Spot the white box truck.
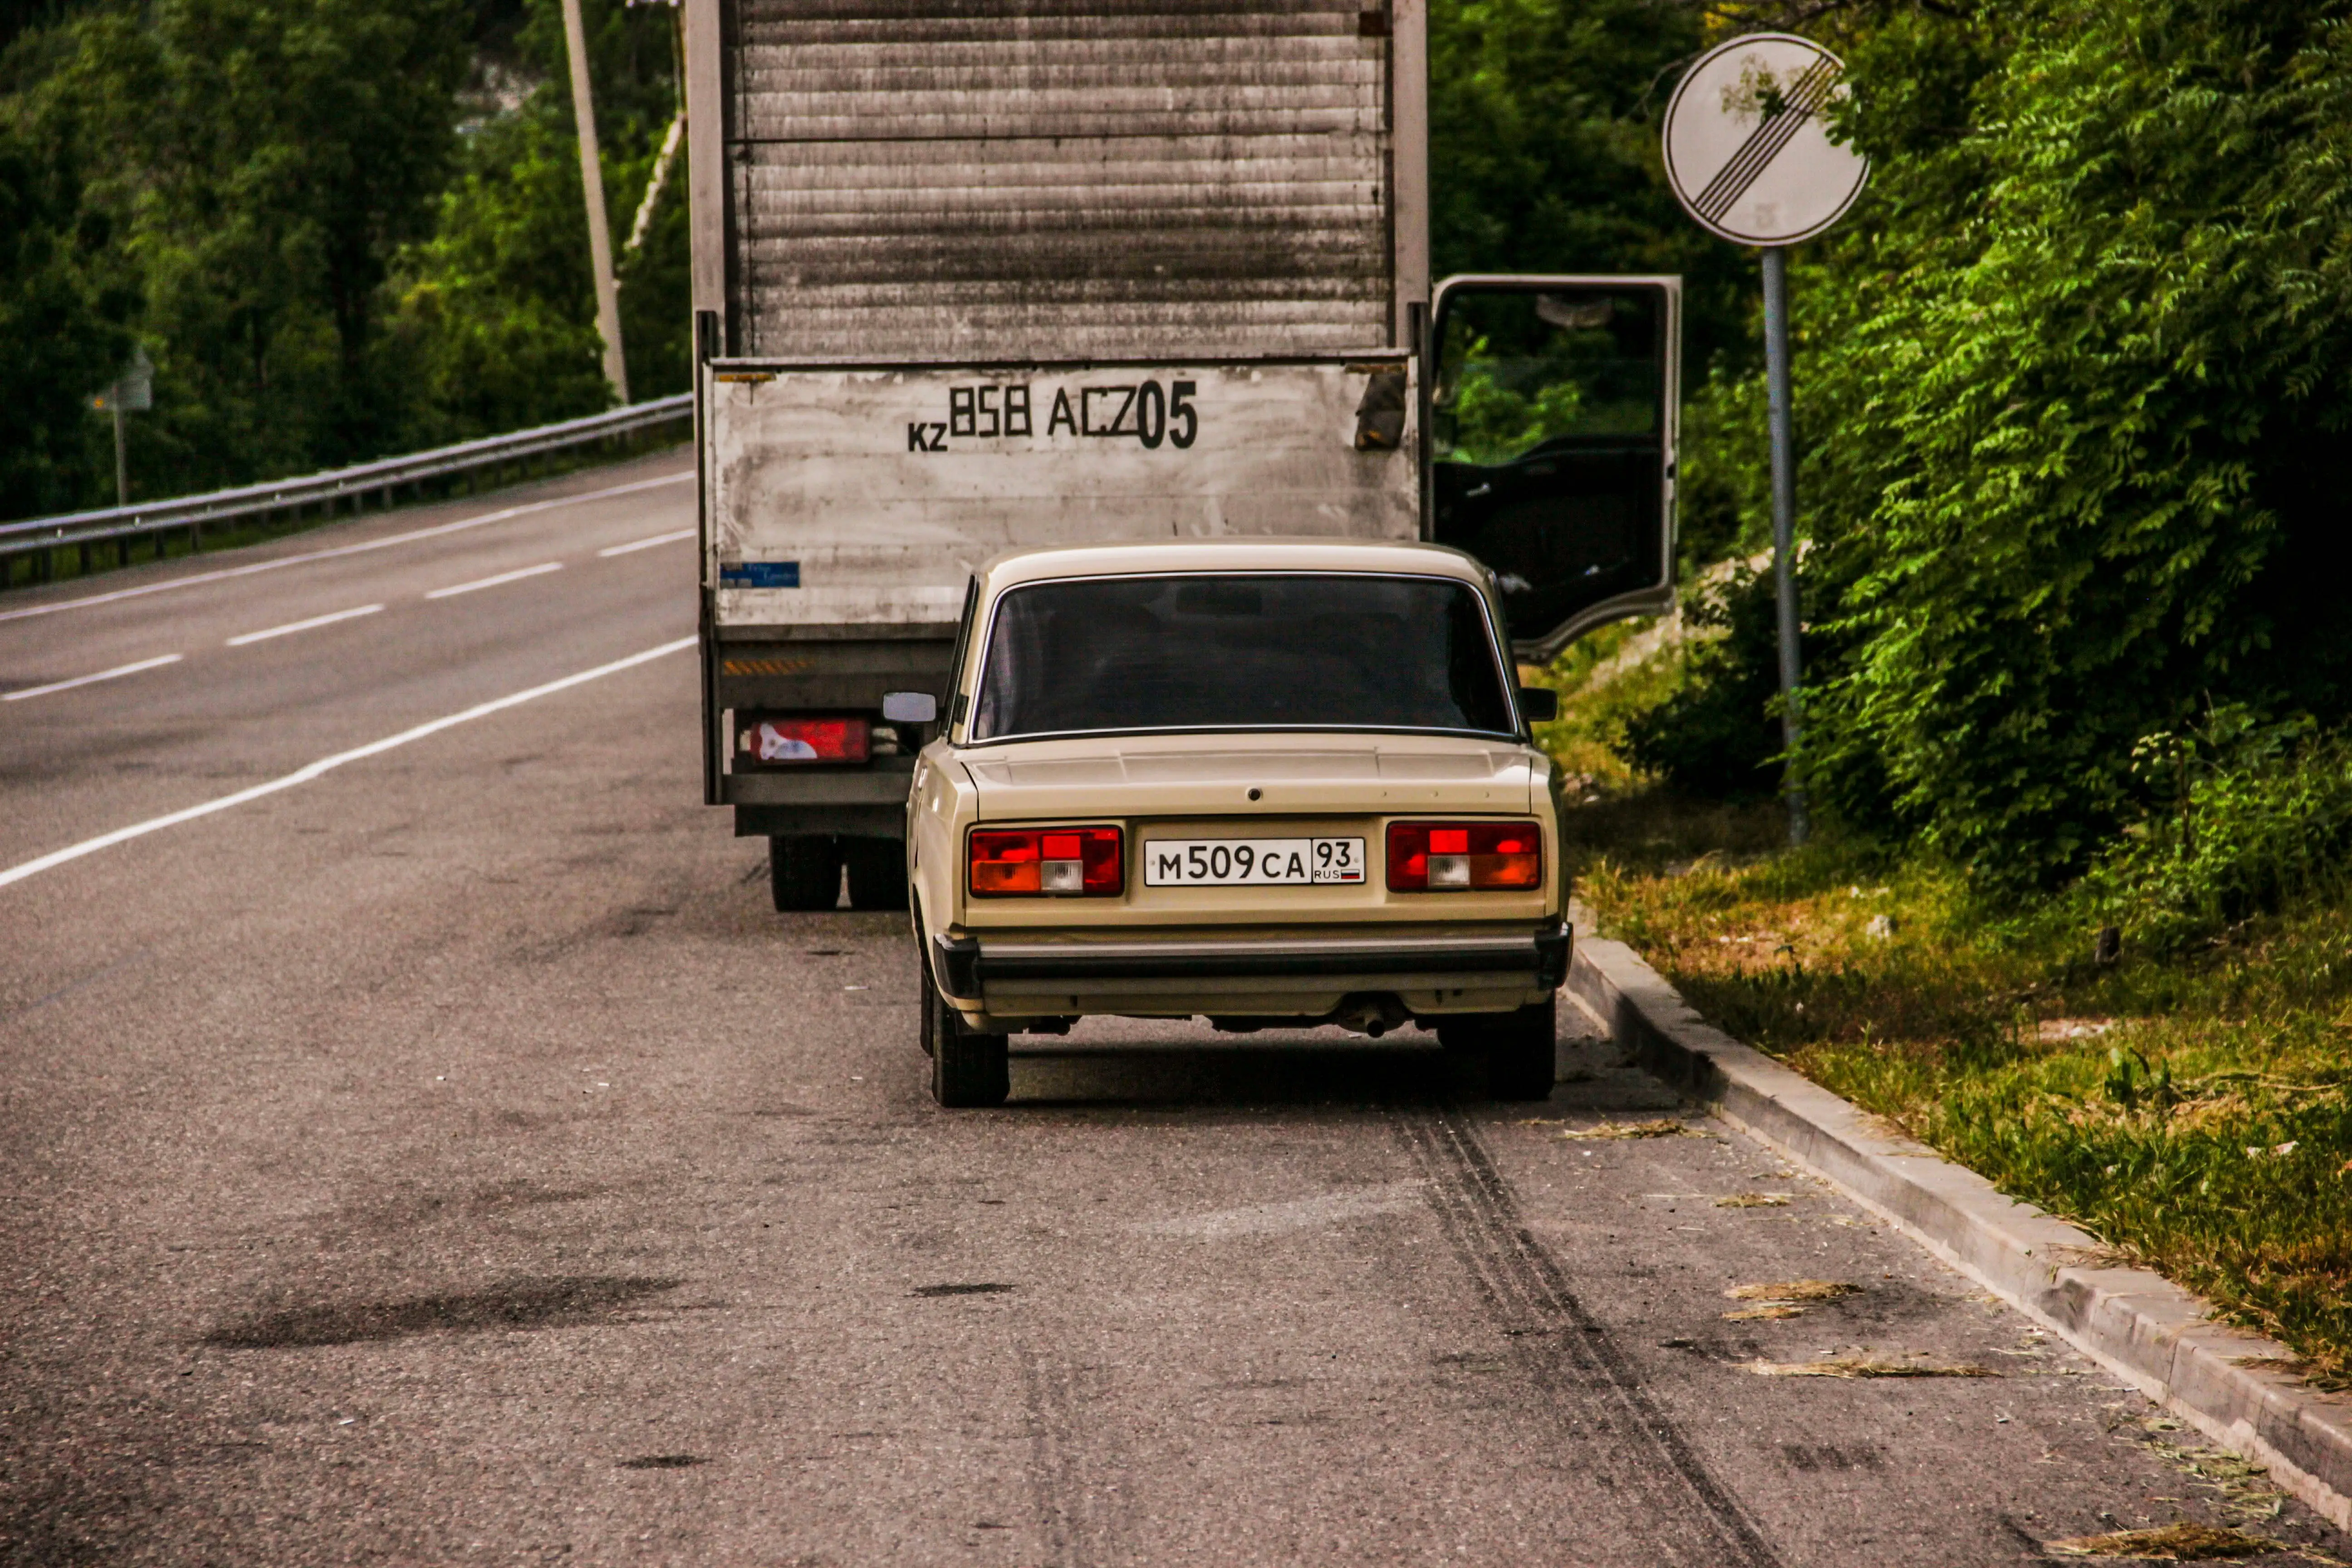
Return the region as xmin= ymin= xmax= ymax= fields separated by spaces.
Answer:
xmin=682 ymin=0 xmax=1681 ymax=910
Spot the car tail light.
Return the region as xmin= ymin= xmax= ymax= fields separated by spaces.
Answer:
xmin=739 ymin=715 xmax=869 ymax=764
xmin=1385 ymin=821 xmax=1543 ymax=892
xmin=969 ymin=827 xmax=1123 ymax=897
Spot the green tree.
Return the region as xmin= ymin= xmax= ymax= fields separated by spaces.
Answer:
xmin=1429 ymin=0 xmax=1756 ymax=374
xmin=390 ymin=0 xmax=687 ymax=437
xmin=0 ymin=101 xmax=128 ymax=516
xmin=1635 ymin=0 xmax=2352 ymax=882
xmin=1803 ymin=0 xmax=2352 ymax=879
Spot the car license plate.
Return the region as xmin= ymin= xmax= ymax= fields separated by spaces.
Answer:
xmin=1142 ymin=838 xmax=1366 ymax=887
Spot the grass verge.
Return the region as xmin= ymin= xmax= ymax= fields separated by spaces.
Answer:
xmin=1566 ymin=805 xmax=2352 ymax=1389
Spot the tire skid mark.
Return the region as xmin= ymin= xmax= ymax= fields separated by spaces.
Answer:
xmin=1399 ymin=1108 xmax=1785 ymax=1568
xmin=1019 ymin=1341 xmax=1120 ymax=1567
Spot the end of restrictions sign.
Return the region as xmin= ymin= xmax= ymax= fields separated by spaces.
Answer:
xmin=1663 ymin=34 xmax=1869 ymax=247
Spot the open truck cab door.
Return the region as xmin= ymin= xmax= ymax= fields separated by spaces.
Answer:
xmin=1425 ymin=275 xmax=1682 ymax=662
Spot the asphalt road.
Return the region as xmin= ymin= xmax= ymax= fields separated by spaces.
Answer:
xmin=3 ymin=455 xmax=2342 ymax=1566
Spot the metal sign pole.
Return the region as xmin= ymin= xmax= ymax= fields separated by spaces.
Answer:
xmin=112 ymin=401 xmax=128 ymax=510
xmin=1661 ymin=32 xmax=1866 ymax=850
xmin=1760 ymin=245 xmax=1806 ymax=845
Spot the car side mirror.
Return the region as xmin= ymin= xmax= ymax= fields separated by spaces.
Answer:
xmin=882 ymin=691 xmax=938 ymax=725
xmin=1516 ymin=686 xmax=1559 ymax=724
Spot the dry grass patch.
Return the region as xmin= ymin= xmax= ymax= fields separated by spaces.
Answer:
xmin=1558 ymin=1118 xmax=1702 ymax=1141
xmin=1726 ymin=1279 xmax=1862 ymax=1301
xmin=1740 ymin=1355 xmax=1998 ymax=1379
xmin=2045 ymin=1522 xmax=2281 ymax=1559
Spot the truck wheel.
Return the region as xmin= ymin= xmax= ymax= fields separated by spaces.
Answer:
xmin=923 ymin=942 xmax=1008 ymax=1107
xmin=1484 ymin=1001 xmax=1559 ymax=1102
xmin=842 ymin=837 xmax=910 ymax=911
xmin=769 ymin=835 xmax=841 ymax=911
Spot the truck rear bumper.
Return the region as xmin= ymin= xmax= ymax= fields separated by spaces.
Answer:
xmin=724 ymin=761 xmax=916 ymax=838
xmin=932 ymin=924 xmax=1569 ymax=1019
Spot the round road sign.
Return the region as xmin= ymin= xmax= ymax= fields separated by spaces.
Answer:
xmin=1662 ymin=34 xmax=1868 ymax=247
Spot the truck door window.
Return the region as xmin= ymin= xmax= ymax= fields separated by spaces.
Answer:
xmin=1429 ymin=279 xmax=1678 ymax=658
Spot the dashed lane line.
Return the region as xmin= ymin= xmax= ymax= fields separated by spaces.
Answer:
xmin=0 ymin=637 xmax=696 ymax=891
xmin=0 ymin=470 xmax=691 ymax=625
xmin=425 ymin=562 xmax=563 ymax=599
xmin=597 ymin=528 xmax=696 ymax=558
xmin=3 ymin=653 xmax=185 ymax=703
xmin=225 ymin=604 xmax=384 ymax=647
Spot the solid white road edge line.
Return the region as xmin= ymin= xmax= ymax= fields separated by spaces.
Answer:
xmin=425 ymin=562 xmax=564 ymax=599
xmin=597 ymin=528 xmax=696 ymax=558
xmin=3 ymin=653 xmax=185 ymax=703
xmin=225 ymin=603 xmax=384 ymax=647
xmin=0 ymin=470 xmax=691 ymax=625
xmin=0 ymin=636 xmax=695 ymax=890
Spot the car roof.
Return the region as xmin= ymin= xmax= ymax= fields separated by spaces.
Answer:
xmin=975 ymin=538 xmax=1493 ymax=596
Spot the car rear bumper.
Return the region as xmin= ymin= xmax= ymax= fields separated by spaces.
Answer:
xmin=933 ymin=923 xmax=1569 ymax=1017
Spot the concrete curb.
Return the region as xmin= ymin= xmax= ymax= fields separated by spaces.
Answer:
xmin=1563 ymin=907 xmax=2352 ymax=1531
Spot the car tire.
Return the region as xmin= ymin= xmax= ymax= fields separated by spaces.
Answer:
xmin=842 ymin=837 xmax=910 ymax=911
xmin=1484 ymin=1000 xmax=1559 ymax=1101
xmin=770 ymin=834 xmax=841 ymax=911
xmin=922 ymin=939 xmax=1008 ymax=1107
xmin=1434 ymin=1019 xmax=1481 ymax=1054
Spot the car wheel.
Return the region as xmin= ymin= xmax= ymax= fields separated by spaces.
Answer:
xmin=1484 ymin=1000 xmax=1559 ymax=1101
xmin=923 ymin=941 xmax=1008 ymax=1107
xmin=842 ymin=837 xmax=909 ymax=911
xmin=1434 ymin=1019 xmax=1481 ymax=1054
xmin=769 ymin=835 xmax=841 ymax=911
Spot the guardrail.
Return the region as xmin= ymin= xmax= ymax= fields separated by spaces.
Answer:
xmin=0 ymin=393 xmax=693 ymax=582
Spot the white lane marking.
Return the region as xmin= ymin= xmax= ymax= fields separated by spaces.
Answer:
xmin=424 ymin=562 xmax=563 ymax=599
xmin=3 ymin=653 xmax=185 ymax=703
xmin=0 ymin=637 xmax=695 ymax=890
xmin=225 ymin=603 xmax=384 ymax=647
xmin=0 ymin=470 xmax=691 ymax=625
xmin=597 ymin=528 xmax=695 ymax=558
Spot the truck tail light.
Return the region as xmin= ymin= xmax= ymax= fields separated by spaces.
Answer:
xmin=1385 ymin=821 xmax=1543 ymax=892
xmin=739 ymin=715 xmax=869 ymax=764
xmin=969 ymin=827 xmax=1123 ymax=897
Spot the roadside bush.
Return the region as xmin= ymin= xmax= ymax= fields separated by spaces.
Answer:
xmin=1616 ymin=566 xmax=1783 ymax=800
xmin=2087 ymin=716 xmax=2352 ymax=952
xmin=1792 ymin=0 xmax=2352 ymax=884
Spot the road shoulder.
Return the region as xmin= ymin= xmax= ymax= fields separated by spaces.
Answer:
xmin=1565 ymin=897 xmax=2352 ymax=1532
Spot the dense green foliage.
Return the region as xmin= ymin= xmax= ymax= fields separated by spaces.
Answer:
xmin=390 ymin=0 xmax=686 ymax=442
xmin=1618 ymin=565 xmax=1786 ymax=799
xmin=1429 ymin=0 xmax=1753 ymax=372
xmin=1640 ymin=0 xmax=2352 ymax=884
xmin=2086 ymin=714 xmax=2352 ymax=951
xmin=0 ymin=0 xmax=682 ymax=513
xmin=0 ymin=103 xmax=127 ymax=513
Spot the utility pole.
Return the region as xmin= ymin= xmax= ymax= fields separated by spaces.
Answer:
xmin=560 ymin=0 xmax=630 ymax=405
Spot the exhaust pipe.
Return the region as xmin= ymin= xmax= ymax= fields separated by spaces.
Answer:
xmin=1333 ymin=994 xmax=1410 ymax=1038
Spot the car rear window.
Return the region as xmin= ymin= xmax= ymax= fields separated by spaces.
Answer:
xmin=969 ymin=573 xmax=1518 ymax=741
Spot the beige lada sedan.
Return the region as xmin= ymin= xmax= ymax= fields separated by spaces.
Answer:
xmin=905 ymin=539 xmax=1570 ymax=1107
